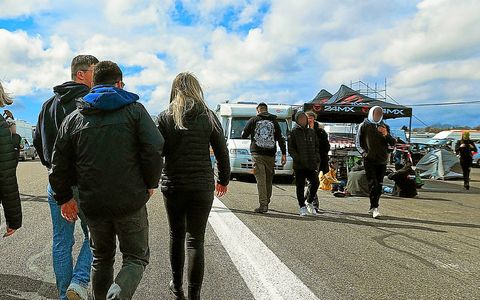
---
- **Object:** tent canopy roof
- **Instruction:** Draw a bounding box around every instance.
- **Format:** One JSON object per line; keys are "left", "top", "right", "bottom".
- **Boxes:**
{"left": 304, "top": 85, "right": 412, "bottom": 123}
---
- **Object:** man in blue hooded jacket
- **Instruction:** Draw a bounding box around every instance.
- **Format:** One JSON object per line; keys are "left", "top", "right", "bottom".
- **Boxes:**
{"left": 356, "top": 106, "right": 396, "bottom": 219}
{"left": 50, "top": 61, "right": 164, "bottom": 300}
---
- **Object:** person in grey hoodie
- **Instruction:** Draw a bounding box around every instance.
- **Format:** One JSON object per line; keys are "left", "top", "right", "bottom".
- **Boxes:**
{"left": 356, "top": 106, "right": 396, "bottom": 218}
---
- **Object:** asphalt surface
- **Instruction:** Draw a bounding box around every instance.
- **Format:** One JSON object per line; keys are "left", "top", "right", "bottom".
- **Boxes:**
{"left": 0, "top": 161, "right": 479, "bottom": 299}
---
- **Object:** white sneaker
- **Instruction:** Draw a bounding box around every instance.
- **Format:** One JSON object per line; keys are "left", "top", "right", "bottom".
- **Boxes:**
{"left": 306, "top": 203, "right": 317, "bottom": 215}
{"left": 368, "top": 208, "right": 374, "bottom": 214}
{"left": 299, "top": 206, "right": 308, "bottom": 216}
{"left": 66, "top": 283, "right": 89, "bottom": 300}
{"left": 372, "top": 208, "right": 380, "bottom": 219}
{"left": 107, "top": 283, "right": 122, "bottom": 300}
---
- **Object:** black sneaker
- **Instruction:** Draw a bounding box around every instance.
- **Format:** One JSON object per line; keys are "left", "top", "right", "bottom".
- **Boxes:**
{"left": 254, "top": 207, "right": 268, "bottom": 213}
{"left": 169, "top": 280, "right": 186, "bottom": 300}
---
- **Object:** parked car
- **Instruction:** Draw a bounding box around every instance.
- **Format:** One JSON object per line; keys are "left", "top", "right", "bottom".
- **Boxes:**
{"left": 473, "top": 144, "right": 480, "bottom": 167}
{"left": 19, "top": 138, "right": 36, "bottom": 161}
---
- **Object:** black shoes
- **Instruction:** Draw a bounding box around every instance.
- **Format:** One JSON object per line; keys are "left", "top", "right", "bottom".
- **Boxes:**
{"left": 169, "top": 280, "right": 186, "bottom": 300}
{"left": 254, "top": 206, "right": 268, "bottom": 213}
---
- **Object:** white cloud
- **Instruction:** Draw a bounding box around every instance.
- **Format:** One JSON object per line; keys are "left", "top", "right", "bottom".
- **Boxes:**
{"left": 0, "top": 0, "right": 50, "bottom": 18}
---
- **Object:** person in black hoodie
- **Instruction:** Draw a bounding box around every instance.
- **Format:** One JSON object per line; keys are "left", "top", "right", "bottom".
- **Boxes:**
{"left": 49, "top": 61, "right": 164, "bottom": 300}
{"left": 158, "top": 72, "right": 230, "bottom": 300}
{"left": 33, "top": 54, "right": 98, "bottom": 300}
{"left": 288, "top": 111, "right": 320, "bottom": 216}
{"left": 455, "top": 131, "right": 478, "bottom": 190}
{"left": 241, "top": 103, "right": 287, "bottom": 213}
{"left": 0, "top": 81, "right": 21, "bottom": 238}
{"left": 356, "top": 106, "right": 396, "bottom": 218}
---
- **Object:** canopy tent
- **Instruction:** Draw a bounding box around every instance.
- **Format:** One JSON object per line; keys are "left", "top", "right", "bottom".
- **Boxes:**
{"left": 311, "top": 89, "right": 332, "bottom": 104}
{"left": 415, "top": 149, "right": 463, "bottom": 180}
{"left": 304, "top": 85, "right": 413, "bottom": 124}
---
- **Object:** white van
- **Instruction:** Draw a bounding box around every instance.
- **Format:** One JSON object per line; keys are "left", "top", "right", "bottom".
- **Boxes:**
{"left": 215, "top": 102, "right": 294, "bottom": 178}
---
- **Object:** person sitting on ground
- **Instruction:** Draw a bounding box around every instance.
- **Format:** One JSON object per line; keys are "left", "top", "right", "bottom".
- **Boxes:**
{"left": 387, "top": 162, "right": 418, "bottom": 198}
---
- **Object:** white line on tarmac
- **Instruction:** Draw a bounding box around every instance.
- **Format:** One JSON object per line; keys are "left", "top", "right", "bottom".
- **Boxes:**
{"left": 208, "top": 197, "right": 321, "bottom": 300}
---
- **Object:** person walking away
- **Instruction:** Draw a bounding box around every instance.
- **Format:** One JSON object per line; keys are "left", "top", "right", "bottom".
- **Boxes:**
{"left": 0, "top": 81, "right": 21, "bottom": 238}
{"left": 288, "top": 111, "right": 320, "bottom": 216}
{"left": 49, "top": 61, "right": 164, "bottom": 300}
{"left": 305, "top": 111, "right": 330, "bottom": 212}
{"left": 158, "top": 72, "right": 230, "bottom": 300}
{"left": 33, "top": 55, "right": 98, "bottom": 300}
{"left": 241, "top": 103, "right": 286, "bottom": 213}
{"left": 356, "top": 106, "right": 396, "bottom": 219}
{"left": 455, "top": 131, "right": 478, "bottom": 190}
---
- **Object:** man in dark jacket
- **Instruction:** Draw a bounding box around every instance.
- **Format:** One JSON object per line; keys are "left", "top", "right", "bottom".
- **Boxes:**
{"left": 455, "top": 131, "right": 478, "bottom": 190}
{"left": 306, "top": 111, "right": 330, "bottom": 212}
{"left": 388, "top": 163, "right": 417, "bottom": 198}
{"left": 242, "top": 103, "right": 287, "bottom": 213}
{"left": 33, "top": 54, "right": 98, "bottom": 300}
{"left": 50, "top": 61, "right": 164, "bottom": 300}
{"left": 0, "top": 81, "right": 21, "bottom": 238}
{"left": 356, "top": 106, "right": 396, "bottom": 218}
{"left": 288, "top": 111, "right": 320, "bottom": 216}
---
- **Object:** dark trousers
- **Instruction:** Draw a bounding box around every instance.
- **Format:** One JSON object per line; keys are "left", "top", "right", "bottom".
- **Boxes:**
{"left": 461, "top": 163, "right": 471, "bottom": 187}
{"left": 86, "top": 206, "right": 150, "bottom": 300}
{"left": 364, "top": 161, "right": 387, "bottom": 209}
{"left": 163, "top": 191, "right": 214, "bottom": 300}
{"left": 295, "top": 169, "right": 320, "bottom": 208}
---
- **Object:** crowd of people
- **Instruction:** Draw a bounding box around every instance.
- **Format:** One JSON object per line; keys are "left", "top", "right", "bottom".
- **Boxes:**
{"left": 0, "top": 54, "right": 478, "bottom": 300}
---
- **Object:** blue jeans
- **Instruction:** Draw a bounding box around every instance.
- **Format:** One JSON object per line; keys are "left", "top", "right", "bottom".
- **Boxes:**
{"left": 47, "top": 184, "right": 92, "bottom": 300}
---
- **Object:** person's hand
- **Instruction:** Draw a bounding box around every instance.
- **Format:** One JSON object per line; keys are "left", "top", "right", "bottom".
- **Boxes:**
{"left": 147, "top": 189, "right": 155, "bottom": 198}
{"left": 215, "top": 183, "right": 228, "bottom": 197}
{"left": 3, "top": 228, "right": 16, "bottom": 238}
{"left": 61, "top": 199, "right": 78, "bottom": 223}
{"left": 362, "top": 152, "right": 368, "bottom": 158}
{"left": 460, "top": 143, "right": 466, "bottom": 148}
{"left": 281, "top": 154, "right": 287, "bottom": 166}
{"left": 377, "top": 126, "right": 388, "bottom": 137}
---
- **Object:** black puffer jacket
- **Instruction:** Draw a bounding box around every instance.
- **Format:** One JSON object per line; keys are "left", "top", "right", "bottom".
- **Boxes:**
{"left": 50, "top": 85, "right": 164, "bottom": 219}
{"left": 313, "top": 122, "right": 330, "bottom": 173}
{"left": 34, "top": 81, "right": 90, "bottom": 169}
{"left": 0, "top": 115, "right": 21, "bottom": 229}
{"left": 288, "top": 112, "right": 319, "bottom": 171}
{"left": 158, "top": 105, "right": 230, "bottom": 193}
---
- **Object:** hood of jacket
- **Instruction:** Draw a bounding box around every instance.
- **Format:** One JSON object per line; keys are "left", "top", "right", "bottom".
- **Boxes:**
{"left": 81, "top": 84, "right": 139, "bottom": 111}
{"left": 53, "top": 81, "right": 90, "bottom": 104}
{"left": 367, "top": 106, "right": 383, "bottom": 124}
{"left": 294, "top": 111, "right": 308, "bottom": 127}
{"left": 257, "top": 111, "right": 277, "bottom": 120}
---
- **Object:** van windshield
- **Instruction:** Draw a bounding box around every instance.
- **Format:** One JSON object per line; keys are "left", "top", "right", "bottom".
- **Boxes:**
{"left": 230, "top": 117, "right": 289, "bottom": 139}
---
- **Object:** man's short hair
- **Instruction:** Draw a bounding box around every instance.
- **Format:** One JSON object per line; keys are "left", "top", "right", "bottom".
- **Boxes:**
{"left": 306, "top": 111, "right": 317, "bottom": 119}
{"left": 71, "top": 55, "right": 99, "bottom": 80}
{"left": 257, "top": 102, "right": 268, "bottom": 110}
{"left": 93, "top": 61, "right": 123, "bottom": 86}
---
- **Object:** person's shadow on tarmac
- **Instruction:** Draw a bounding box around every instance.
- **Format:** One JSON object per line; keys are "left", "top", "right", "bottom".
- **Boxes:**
{"left": 0, "top": 274, "right": 57, "bottom": 299}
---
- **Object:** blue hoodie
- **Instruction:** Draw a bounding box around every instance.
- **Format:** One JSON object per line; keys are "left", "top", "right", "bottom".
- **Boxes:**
{"left": 82, "top": 84, "right": 139, "bottom": 111}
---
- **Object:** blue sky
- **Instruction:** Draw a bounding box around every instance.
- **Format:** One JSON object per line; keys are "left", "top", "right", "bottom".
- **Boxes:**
{"left": 0, "top": 0, "right": 479, "bottom": 128}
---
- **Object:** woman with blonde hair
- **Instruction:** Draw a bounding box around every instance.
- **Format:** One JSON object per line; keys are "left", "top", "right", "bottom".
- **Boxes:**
{"left": 157, "top": 72, "right": 230, "bottom": 299}
{"left": 0, "top": 81, "right": 21, "bottom": 237}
